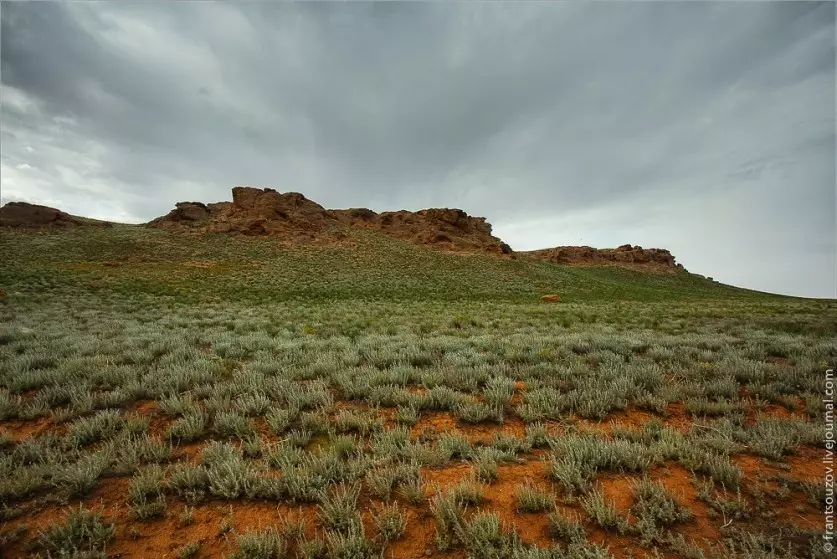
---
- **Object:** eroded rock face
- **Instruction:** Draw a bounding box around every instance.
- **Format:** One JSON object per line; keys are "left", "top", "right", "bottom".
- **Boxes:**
{"left": 0, "top": 202, "right": 111, "bottom": 228}
{"left": 147, "top": 202, "right": 211, "bottom": 229}
{"left": 148, "top": 186, "right": 513, "bottom": 255}
{"left": 524, "top": 244, "right": 683, "bottom": 271}
{"left": 148, "top": 187, "right": 346, "bottom": 245}
{"left": 329, "top": 207, "right": 513, "bottom": 256}
{"left": 219, "top": 187, "right": 337, "bottom": 236}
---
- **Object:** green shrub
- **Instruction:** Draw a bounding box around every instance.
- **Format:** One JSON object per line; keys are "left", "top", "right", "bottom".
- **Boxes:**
{"left": 229, "top": 528, "right": 287, "bottom": 559}
{"left": 317, "top": 484, "right": 362, "bottom": 533}
{"left": 372, "top": 502, "right": 407, "bottom": 541}
{"left": 580, "top": 487, "right": 629, "bottom": 534}
{"left": 515, "top": 481, "right": 554, "bottom": 512}
{"left": 36, "top": 506, "right": 115, "bottom": 557}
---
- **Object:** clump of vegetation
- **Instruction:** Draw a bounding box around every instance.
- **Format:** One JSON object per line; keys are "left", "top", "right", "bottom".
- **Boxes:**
{"left": 35, "top": 506, "right": 115, "bottom": 557}
{"left": 580, "top": 487, "right": 629, "bottom": 534}
{"left": 129, "top": 465, "right": 167, "bottom": 520}
{"left": 372, "top": 502, "right": 407, "bottom": 541}
{"left": 229, "top": 528, "right": 287, "bottom": 559}
{"left": 631, "top": 478, "right": 693, "bottom": 544}
{"left": 515, "top": 480, "right": 554, "bottom": 512}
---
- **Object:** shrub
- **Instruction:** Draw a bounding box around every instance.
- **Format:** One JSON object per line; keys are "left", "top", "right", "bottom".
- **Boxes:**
{"left": 229, "top": 528, "right": 287, "bottom": 559}
{"left": 437, "top": 432, "right": 472, "bottom": 461}
{"left": 430, "top": 490, "right": 465, "bottom": 551}
{"left": 395, "top": 405, "right": 420, "bottom": 426}
{"left": 214, "top": 411, "right": 255, "bottom": 439}
{"left": 265, "top": 408, "right": 296, "bottom": 435}
{"left": 580, "top": 487, "right": 629, "bottom": 534}
{"left": 325, "top": 523, "right": 377, "bottom": 559}
{"left": 453, "top": 401, "right": 494, "bottom": 424}
{"left": 525, "top": 422, "right": 550, "bottom": 448}
{"left": 549, "top": 434, "right": 654, "bottom": 493}
{"left": 372, "top": 502, "right": 407, "bottom": 541}
{"left": 167, "top": 411, "right": 207, "bottom": 443}
{"left": 68, "top": 410, "right": 125, "bottom": 447}
{"left": 176, "top": 542, "right": 201, "bottom": 559}
{"left": 158, "top": 393, "right": 198, "bottom": 417}
{"left": 631, "top": 478, "right": 692, "bottom": 543}
{"left": 168, "top": 463, "right": 209, "bottom": 503}
{"left": 678, "top": 447, "right": 742, "bottom": 488}
{"left": 459, "top": 511, "right": 522, "bottom": 558}
{"left": 473, "top": 453, "right": 499, "bottom": 484}
{"left": 515, "top": 481, "right": 554, "bottom": 512}
{"left": 36, "top": 506, "right": 115, "bottom": 557}
{"left": 317, "top": 484, "right": 362, "bottom": 533}
{"left": 548, "top": 509, "right": 586, "bottom": 543}
{"left": 129, "top": 465, "right": 167, "bottom": 520}
{"left": 53, "top": 452, "right": 108, "bottom": 497}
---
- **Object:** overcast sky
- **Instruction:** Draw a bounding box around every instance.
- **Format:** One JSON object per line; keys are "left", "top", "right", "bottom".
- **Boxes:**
{"left": 1, "top": 1, "right": 834, "bottom": 298}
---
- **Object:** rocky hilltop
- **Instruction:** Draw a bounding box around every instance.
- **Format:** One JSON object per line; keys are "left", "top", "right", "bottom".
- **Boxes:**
{"left": 147, "top": 187, "right": 343, "bottom": 245}
{"left": 1, "top": 191, "right": 684, "bottom": 271}
{"left": 148, "top": 186, "right": 512, "bottom": 255}
{"left": 523, "top": 244, "right": 683, "bottom": 272}
{"left": 0, "top": 202, "right": 112, "bottom": 228}
{"left": 329, "top": 207, "right": 512, "bottom": 255}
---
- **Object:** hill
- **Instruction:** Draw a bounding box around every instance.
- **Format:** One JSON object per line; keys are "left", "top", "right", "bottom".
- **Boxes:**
{"left": 0, "top": 201, "right": 113, "bottom": 228}
{"left": 0, "top": 219, "right": 778, "bottom": 305}
{"left": 0, "top": 193, "right": 834, "bottom": 559}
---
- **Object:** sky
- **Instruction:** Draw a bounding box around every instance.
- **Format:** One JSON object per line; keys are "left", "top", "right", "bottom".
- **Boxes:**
{"left": 1, "top": 1, "right": 834, "bottom": 298}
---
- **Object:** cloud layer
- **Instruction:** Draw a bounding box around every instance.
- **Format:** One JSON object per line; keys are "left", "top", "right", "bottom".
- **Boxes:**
{"left": 1, "top": 1, "right": 834, "bottom": 297}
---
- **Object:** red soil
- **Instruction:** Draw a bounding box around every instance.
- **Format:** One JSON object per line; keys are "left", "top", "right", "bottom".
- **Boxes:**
{"left": 1, "top": 405, "right": 825, "bottom": 558}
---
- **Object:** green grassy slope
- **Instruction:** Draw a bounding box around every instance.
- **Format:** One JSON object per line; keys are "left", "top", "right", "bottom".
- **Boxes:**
{"left": 1, "top": 222, "right": 836, "bottom": 559}
{"left": 0, "top": 225, "right": 792, "bottom": 304}
{"left": 2, "top": 224, "right": 834, "bottom": 341}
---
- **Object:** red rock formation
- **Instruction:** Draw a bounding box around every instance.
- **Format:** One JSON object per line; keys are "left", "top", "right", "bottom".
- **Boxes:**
{"left": 329, "top": 207, "right": 513, "bottom": 256}
{"left": 146, "top": 202, "right": 213, "bottom": 229}
{"left": 0, "top": 202, "right": 112, "bottom": 228}
{"left": 148, "top": 187, "right": 513, "bottom": 255}
{"left": 524, "top": 244, "right": 683, "bottom": 272}
{"left": 148, "top": 187, "right": 341, "bottom": 240}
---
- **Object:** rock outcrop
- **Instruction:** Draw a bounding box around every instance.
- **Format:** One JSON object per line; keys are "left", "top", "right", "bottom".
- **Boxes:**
{"left": 329, "top": 207, "right": 512, "bottom": 256}
{"left": 523, "top": 244, "right": 683, "bottom": 272}
{"left": 0, "top": 202, "right": 112, "bottom": 228}
{"left": 7, "top": 191, "right": 686, "bottom": 270}
{"left": 147, "top": 202, "right": 216, "bottom": 229}
{"left": 148, "top": 187, "right": 345, "bottom": 244}
{"left": 148, "top": 187, "right": 512, "bottom": 255}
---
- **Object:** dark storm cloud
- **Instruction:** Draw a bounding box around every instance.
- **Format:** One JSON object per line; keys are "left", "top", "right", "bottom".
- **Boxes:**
{"left": 1, "top": 1, "right": 834, "bottom": 297}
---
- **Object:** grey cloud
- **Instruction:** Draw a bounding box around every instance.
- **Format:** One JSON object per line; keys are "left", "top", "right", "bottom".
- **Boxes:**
{"left": 1, "top": 1, "right": 834, "bottom": 297}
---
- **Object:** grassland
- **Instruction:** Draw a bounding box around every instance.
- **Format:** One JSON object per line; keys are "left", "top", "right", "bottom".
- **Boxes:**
{"left": 0, "top": 226, "right": 835, "bottom": 558}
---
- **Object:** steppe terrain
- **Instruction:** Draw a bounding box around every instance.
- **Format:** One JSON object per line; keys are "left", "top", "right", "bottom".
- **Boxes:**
{"left": 0, "top": 189, "right": 834, "bottom": 559}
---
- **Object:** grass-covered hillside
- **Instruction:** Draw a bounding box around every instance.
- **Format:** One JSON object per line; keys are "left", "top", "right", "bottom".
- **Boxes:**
{"left": 0, "top": 225, "right": 793, "bottom": 302}
{"left": 0, "top": 225, "right": 835, "bottom": 559}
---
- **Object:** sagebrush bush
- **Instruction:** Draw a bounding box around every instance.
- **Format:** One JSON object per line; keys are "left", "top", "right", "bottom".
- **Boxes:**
{"left": 36, "top": 506, "right": 115, "bottom": 557}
